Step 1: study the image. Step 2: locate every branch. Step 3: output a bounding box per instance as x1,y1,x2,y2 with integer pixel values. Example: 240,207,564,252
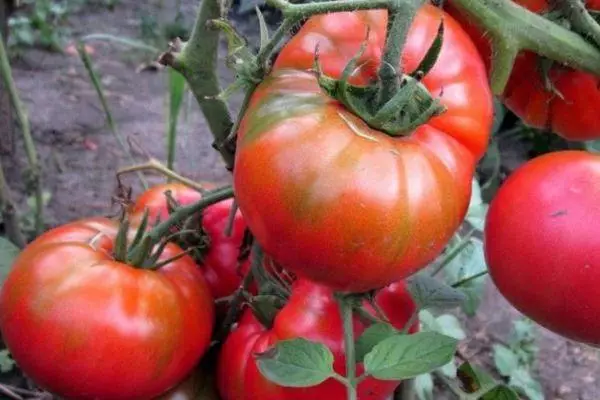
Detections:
159,0,235,170
449,0,600,94
117,158,206,191
552,0,600,48
0,32,43,235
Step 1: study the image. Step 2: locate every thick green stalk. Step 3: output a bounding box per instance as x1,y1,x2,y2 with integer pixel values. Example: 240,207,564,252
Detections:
0,32,43,235
378,0,426,104
552,0,600,48
449,0,600,93
338,296,358,400
168,0,235,170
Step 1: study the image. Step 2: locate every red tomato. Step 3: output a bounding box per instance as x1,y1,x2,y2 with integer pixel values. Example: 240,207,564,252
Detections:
234,5,492,292
446,0,600,140
217,279,418,400
484,151,600,346
0,218,215,400
130,183,251,299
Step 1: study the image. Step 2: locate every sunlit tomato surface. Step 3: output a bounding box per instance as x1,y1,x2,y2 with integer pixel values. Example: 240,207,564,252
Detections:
217,279,418,400
484,151,600,346
447,0,600,140
234,5,493,292
0,218,215,400
130,183,250,299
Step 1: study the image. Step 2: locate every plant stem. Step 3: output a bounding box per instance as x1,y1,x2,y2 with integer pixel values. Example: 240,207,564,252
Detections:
76,43,148,189
451,270,488,288
0,158,26,248
117,158,206,191
552,0,600,48
378,0,426,104
268,0,396,17
338,295,358,400
165,0,235,170
146,185,234,242
449,0,600,93
431,229,475,277
0,32,43,236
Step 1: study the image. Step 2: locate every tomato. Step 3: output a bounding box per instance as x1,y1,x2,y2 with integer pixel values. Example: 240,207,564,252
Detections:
446,0,600,140
217,279,418,400
234,5,493,292
484,151,600,346
0,218,215,400
130,183,251,299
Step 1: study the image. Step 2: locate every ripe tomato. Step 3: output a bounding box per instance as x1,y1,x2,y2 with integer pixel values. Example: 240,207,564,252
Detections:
234,5,493,292
484,151,600,346
446,0,600,140
0,218,215,400
217,279,418,400
130,183,251,299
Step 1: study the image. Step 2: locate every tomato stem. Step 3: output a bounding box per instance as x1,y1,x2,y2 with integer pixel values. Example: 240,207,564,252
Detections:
551,0,600,48
337,295,358,400
377,0,426,105
451,270,488,288
449,0,600,94
117,159,209,192
0,32,43,236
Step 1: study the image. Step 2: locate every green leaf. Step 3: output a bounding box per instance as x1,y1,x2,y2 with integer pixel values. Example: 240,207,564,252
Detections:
256,6,270,52
355,323,398,362
440,360,457,378
414,373,434,400
457,362,497,394
511,318,537,344
0,237,19,286
0,350,15,373
407,274,467,310
442,238,488,316
238,0,266,14
509,368,544,400
466,178,488,232
436,314,466,340
364,332,458,380
482,385,520,400
255,338,336,387
493,344,519,377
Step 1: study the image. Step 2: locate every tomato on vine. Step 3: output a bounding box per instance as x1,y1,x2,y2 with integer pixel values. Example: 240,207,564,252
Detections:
233,5,493,292
0,218,215,400
216,279,418,400
484,151,600,346
447,0,600,140
129,183,251,299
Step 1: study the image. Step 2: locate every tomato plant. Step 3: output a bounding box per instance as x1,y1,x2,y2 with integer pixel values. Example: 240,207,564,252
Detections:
216,279,418,400
484,151,600,346
130,183,251,299
447,0,600,140
0,218,215,400
233,4,493,292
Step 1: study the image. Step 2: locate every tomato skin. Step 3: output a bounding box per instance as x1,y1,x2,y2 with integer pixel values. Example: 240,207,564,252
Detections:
236,5,491,292
0,218,215,400
217,279,418,400
484,151,600,346
446,0,600,140
130,183,250,299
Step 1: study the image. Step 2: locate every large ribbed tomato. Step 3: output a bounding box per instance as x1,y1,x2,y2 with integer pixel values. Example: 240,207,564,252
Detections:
447,0,600,140
0,218,214,400
233,5,493,292
484,151,600,346
216,279,418,400
130,183,251,299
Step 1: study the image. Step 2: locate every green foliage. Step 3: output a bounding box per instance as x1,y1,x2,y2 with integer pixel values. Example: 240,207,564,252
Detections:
0,236,19,285
492,319,543,400
0,349,16,373
255,338,337,387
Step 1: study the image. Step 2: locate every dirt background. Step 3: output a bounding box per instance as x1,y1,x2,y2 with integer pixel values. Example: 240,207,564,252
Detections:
1,1,599,399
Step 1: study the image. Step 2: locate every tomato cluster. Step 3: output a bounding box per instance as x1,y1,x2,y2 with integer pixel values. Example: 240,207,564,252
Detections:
2,1,600,399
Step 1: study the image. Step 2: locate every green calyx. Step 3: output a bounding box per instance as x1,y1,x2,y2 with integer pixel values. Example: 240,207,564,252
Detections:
316,21,446,136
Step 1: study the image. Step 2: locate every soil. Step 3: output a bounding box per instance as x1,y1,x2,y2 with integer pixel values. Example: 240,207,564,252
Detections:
1,1,599,399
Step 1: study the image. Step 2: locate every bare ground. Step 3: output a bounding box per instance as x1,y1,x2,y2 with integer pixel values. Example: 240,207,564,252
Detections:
1,1,599,399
